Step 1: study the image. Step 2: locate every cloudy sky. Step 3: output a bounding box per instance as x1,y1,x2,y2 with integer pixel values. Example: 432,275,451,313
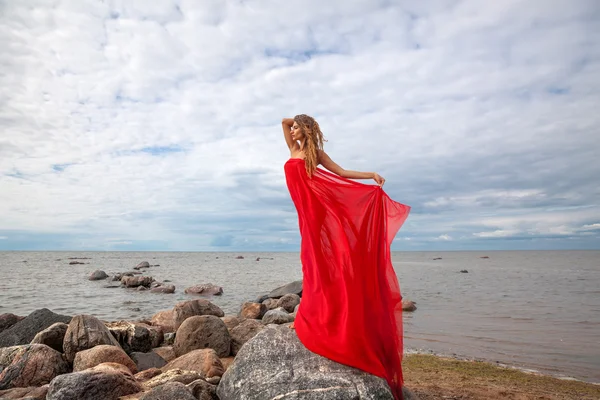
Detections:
1,0,599,251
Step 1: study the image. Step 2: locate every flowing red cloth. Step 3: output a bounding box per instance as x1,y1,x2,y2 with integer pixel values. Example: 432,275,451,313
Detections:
284,158,411,399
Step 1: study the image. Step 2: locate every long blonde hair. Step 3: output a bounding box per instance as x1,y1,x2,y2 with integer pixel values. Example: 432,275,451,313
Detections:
294,114,326,177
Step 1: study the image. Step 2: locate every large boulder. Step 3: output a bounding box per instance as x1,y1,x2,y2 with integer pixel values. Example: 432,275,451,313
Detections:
151,310,175,333
73,344,137,374
229,319,265,356
0,309,71,347
267,280,302,298
63,314,122,362
46,364,142,400
105,321,162,354
217,325,405,400
30,322,68,353
184,284,223,296
174,315,230,357
0,313,23,334
0,344,69,390
162,349,224,379
139,381,196,400
173,299,224,330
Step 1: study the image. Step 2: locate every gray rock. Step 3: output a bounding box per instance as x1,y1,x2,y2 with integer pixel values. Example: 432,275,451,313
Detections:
275,293,301,313
134,261,150,270
267,280,302,299
184,283,224,296
0,313,24,334
63,314,122,363
229,319,265,356
106,321,163,354
187,378,218,400
150,284,176,293
254,294,269,303
131,352,167,371
30,322,68,353
46,368,142,400
217,325,396,399
174,315,230,358
261,308,294,325
0,344,69,390
0,309,71,347
88,270,108,281
140,381,195,400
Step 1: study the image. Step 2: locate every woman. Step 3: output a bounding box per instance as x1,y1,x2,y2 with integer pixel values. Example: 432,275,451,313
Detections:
281,114,411,399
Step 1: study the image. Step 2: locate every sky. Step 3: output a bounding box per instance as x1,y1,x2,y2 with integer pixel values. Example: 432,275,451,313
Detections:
0,0,599,251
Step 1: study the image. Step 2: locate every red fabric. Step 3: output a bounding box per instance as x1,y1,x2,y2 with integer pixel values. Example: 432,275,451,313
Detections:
284,158,411,399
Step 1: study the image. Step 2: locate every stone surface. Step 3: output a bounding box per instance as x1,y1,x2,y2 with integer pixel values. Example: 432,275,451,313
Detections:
130,351,167,371
134,261,150,270
261,298,278,311
134,368,163,382
152,346,176,363
221,315,243,331
73,344,137,374
122,276,154,288
106,321,163,354
184,283,224,296
229,319,265,356
46,366,142,400
150,310,175,333
30,322,68,353
0,313,24,334
89,270,108,280
143,369,203,389
217,325,399,400
173,299,224,330
188,378,219,400
239,302,266,319
162,349,224,379
139,381,196,400
63,314,122,362
174,315,231,358
0,385,48,399
261,308,294,325
275,293,301,313
0,344,69,390
402,299,417,312
0,309,71,347
150,284,175,293
220,356,235,372
267,280,302,298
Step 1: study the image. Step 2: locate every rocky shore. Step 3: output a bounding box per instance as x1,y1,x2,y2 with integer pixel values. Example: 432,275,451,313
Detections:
0,270,418,400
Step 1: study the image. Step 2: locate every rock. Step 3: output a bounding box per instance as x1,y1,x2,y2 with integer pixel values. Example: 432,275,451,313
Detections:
221,315,243,331
0,385,48,399
217,325,407,400
69,261,85,265
122,276,154,288
151,310,176,333
433,257,442,260
90,361,133,375
131,352,167,371
89,270,108,280
163,332,175,346
73,344,137,374
46,365,142,400
235,256,244,259
261,298,278,311
0,313,24,334
220,356,235,372
173,299,225,330
188,378,218,400
460,269,469,273
143,369,203,389
30,322,68,353
0,344,69,390
134,261,150,270
139,381,195,400
174,315,230,358
150,284,175,294
262,308,294,325
162,349,224,379
63,314,122,362
239,302,266,319
254,294,269,303
402,299,417,312
480,256,490,259
267,280,302,298
152,346,176,363
137,286,148,291
275,293,301,313
229,319,265,356
0,308,71,347
134,368,163,382
106,321,163,354
184,283,223,296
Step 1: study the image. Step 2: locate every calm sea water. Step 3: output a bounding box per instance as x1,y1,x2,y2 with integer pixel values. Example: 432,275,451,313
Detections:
0,250,598,383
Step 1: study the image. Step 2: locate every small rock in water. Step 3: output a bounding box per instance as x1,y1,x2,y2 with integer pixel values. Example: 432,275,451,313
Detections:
134,261,151,270
88,270,108,281
151,284,176,294
402,299,417,312
235,255,244,259
69,261,85,265
184,283,223,296
433,257,442,260
480,256,490,259
460,269,469,273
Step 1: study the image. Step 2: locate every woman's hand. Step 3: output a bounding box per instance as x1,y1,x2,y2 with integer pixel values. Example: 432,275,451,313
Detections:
373,173,385,187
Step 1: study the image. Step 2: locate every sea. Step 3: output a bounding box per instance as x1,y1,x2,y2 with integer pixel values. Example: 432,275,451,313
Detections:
0,250,598,383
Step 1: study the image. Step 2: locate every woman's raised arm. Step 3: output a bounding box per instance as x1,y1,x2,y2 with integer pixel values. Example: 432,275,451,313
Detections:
282,118,297,151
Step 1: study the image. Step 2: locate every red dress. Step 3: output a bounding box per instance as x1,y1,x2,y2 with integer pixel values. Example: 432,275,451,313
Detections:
284,158,411,399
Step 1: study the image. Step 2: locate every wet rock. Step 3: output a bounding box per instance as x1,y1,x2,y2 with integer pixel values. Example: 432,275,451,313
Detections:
0,344,69,390
229,319,265,356
122,276,154,288
0,308,71,347
46,364,142,400
0,385,48,399
143,369,203,389
150,284,175,293
106,321,163,354
275,293,301,313
0,313,24,334
63,314,122,362
139,381,195,400
188,378,219,400
89,270,108,280
73,344,137,374
217,325,409,400
174,315,230,358
267,280,303,299
402,299,417,312
162,349,224,379
239,302,266,319
173,299,224,331
152,346,176,363
131,352,167,372
30,322,68,352
262,308,294,325
184,283,223,296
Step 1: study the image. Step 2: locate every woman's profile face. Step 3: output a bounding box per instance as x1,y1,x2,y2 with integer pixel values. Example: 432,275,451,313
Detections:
291,122,303,140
